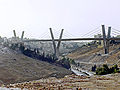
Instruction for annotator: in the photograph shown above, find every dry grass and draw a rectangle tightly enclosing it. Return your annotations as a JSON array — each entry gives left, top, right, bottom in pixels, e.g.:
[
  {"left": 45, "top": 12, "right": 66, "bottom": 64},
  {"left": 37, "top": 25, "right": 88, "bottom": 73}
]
[
  {"left": 4, "top": 73, "right": 120, "bottom": 90},
  {"left": 0, "top": 48, "right": 73, "bottom": 85}
]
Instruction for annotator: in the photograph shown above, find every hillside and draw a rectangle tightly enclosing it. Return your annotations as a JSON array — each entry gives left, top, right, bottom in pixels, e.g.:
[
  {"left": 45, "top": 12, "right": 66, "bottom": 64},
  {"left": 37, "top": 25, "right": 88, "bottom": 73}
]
[
  {"left": 5, "top": 73, "right": 120, "bottom": 90},
  {"left": 0, "top": 45, "right": 72, "bottom": 85},
  {"left": 68, "top": 43, "right": 120, "bottom": 70},
  {"left": 23, "top": 41, "right": 86, "bottom": 55}
]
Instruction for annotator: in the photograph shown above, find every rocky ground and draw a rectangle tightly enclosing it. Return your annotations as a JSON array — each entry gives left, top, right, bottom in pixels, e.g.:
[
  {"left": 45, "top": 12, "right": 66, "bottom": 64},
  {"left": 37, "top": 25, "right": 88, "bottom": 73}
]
[{"left": 2, "top": 73, "right": 120, "bottom": 90}]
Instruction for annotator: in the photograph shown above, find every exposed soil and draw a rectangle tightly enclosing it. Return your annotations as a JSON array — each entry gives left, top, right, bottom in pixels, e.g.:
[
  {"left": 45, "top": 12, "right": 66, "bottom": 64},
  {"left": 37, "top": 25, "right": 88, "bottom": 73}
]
[{"left": 0, "top": 45, "right": 72, "bottom": 85}]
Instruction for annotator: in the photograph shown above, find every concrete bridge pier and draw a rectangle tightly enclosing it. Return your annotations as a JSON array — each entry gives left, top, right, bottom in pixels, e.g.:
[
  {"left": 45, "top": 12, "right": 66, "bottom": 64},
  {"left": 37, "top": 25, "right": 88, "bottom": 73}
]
[
  {"left": 56, "top": 29, "right": 64, "bottom": 58},
  {"left": 21, "top": 31, "right": 24, "bottom": 39},
  {"left": 49, "top": 28, "right": 64, "bottom": 59},
  {"left": 13, "top": 30, "right": 16, "bottom": 38},
  {"left": 102, "top": 25, "right": 111, "bottom": 54},
  {"left": 13, "top": 30, "right": 25, "bottom": 46},
  {"left": 106, "top": 27, "right": 111, "bottom": 54},
  {"left": 49, "top": 28, "right": 57, "bottom": 58},
  {"left": 102, "top": 25, "right": 107, "bottom": 54}
]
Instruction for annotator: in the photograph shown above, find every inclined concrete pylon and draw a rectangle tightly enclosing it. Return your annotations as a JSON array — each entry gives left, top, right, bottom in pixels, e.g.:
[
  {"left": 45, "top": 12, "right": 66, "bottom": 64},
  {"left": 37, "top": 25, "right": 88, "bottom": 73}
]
[
  {"left": 49, "top": 28, "right": 64, "bottom": 59},
  {"left": 13, "top": 30, "right": 16, "bottom": 38},
  {"left": 49, "top": 28, "right": 57, "bottom": 58},
  {"left": 102, "top": 25, "right": 107, "bottom": 54},
  {"left": 21, "top": 31, "right": 24, "bottom": 39},
  {"left": 102, "top": 25, "right": 111, "bottom": 54},
  {"left": 56, "top": 29, "right": 64, "bottom": 58},
  {"left": 106, "top": 27, "right": 111, "bottom": 54},
  {"left": 13, "top": 30, "right": 25, "bottom": 39}
]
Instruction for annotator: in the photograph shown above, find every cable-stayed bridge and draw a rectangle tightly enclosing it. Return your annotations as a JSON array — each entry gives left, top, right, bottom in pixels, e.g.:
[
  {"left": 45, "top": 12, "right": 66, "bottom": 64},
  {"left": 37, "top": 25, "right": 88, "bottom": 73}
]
[{"left": 12, "top": 25, "right": 120, "bottom": 58}]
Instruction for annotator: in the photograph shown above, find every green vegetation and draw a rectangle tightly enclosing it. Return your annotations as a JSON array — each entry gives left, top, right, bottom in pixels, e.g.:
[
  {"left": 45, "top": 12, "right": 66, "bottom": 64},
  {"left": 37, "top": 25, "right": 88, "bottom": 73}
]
[
  {"left": 56, "top": 57, "right": 70, "bottom": 69},
  {"left": 96, "top": 64, "right": 120, "bottom": 75},
  {"left": 56, "top": 57, "right": 75, "bottom": 69}
]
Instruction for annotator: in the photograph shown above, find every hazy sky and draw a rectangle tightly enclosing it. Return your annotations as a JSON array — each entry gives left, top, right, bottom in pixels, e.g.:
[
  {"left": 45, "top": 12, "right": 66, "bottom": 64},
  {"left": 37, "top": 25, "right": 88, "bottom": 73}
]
[{"left": 0, "top": 0, "right": 120, "bottom": 39}]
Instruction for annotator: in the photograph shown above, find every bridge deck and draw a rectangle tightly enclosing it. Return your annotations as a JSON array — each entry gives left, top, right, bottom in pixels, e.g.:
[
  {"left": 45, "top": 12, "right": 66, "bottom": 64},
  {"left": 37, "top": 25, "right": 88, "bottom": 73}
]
[{"left": 23, "top": 38, "right": 120, "bottom": 42}]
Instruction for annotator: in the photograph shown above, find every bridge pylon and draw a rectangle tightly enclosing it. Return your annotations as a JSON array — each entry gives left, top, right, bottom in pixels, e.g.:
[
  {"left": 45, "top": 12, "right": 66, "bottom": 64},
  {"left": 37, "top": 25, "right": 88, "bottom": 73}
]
[
  {"left": 56, "top": 29, "right": 64, "bottom": 58},
  {"left": 21, "top": 31, "right": 25, "bottom": 39},
  {"left": 49, "top": 28, "right": 64, "bottom": 59},
  {"left": 49, "top": 28, "right": 57, "bottom": 58},
  {"left": 102, "top": 25, "right": 111, "bottom": 54},
  {"left": 13, "top": 30, "right": 25, "bottom": 39},
  {"left": 13, "top": 30, "right": 17, "bottom": 38},
  {"left": 106, "top": 27, "right": 111, "bottom": 54},
  {"left": 12, "top": 30, "right": 25, "bottom": 45}
]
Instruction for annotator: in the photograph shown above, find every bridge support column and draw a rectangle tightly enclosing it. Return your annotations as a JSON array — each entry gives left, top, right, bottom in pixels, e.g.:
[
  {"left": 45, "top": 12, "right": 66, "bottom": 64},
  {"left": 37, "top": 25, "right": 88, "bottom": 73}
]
[
  {"left": 49, "top": 28, "right": 64, "bottom": 59},
  {"left": 106, "top": 27, "right": 111, "bottom": 54},
  {"left": 13, "top": 30, "right": 16, "bottom": 38},
  {"left": 21, "top": 31, "right": 24, "bottom": 39},
  {"left": 56, "top": 29, "right": 64, "bottom": 58},
  {"left": 102, "top": 25, "right": 108, "bottom": 54},
  {"left": 49, "top": 28, "right": 57, "bottom": 58}
]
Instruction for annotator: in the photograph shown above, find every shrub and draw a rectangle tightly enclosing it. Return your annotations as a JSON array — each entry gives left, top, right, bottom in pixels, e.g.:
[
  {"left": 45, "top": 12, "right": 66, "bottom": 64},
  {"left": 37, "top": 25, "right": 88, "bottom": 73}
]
[
  {"left": 56, "top": 57, "right": 71, "bottom": 69},
  {"left": 96, "top": 64, "right": 120, "bottom": 75}
]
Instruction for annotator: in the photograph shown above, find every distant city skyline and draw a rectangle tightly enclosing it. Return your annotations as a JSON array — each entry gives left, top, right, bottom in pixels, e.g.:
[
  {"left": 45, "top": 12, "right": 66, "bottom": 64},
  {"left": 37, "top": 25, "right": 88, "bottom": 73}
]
[{"left": 0, "top": 0, "right": 120, "bottom": 39}]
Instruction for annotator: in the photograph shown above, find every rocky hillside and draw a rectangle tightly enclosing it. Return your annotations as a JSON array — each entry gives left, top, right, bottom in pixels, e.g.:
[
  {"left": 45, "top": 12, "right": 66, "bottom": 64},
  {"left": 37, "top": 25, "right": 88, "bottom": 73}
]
[
  {"left": 0, "top": 45, "right": 72, "bottom": 85},
  {"left": 68, "top": 43, "right": 120, "bottom": 70},
  {"left": 0, "top": 37, "right": 87, "bottom": 56},
  {"left": 24, "top": 41, "right": 86, "bottom": 55}
]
